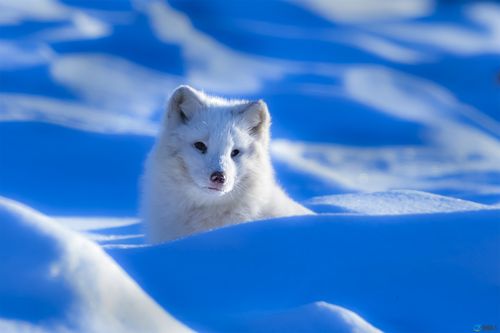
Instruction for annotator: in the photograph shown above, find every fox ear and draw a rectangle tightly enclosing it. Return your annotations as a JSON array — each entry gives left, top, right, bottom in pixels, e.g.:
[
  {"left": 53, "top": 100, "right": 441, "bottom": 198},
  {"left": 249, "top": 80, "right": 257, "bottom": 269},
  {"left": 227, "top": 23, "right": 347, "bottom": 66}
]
[
  {"left": 237, "top": 100, "right": 271, "bottom": 138},
  {"left": 166, "top": 85, "right": 204, "bottom": 126}
]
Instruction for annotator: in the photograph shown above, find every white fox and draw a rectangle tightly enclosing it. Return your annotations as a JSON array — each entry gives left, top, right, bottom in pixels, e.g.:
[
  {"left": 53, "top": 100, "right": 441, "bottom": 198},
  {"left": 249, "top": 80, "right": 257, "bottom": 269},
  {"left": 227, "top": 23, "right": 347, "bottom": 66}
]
[{"left": 141, "top": 85, "right": 313, "bottom": 243}]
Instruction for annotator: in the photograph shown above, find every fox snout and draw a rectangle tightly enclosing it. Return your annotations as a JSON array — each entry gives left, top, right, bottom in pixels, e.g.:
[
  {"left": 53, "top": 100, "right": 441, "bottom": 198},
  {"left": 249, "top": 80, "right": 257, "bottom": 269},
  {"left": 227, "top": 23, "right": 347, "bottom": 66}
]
[{"left": 210, "top": 171, "right": 226, "bottom": 185}]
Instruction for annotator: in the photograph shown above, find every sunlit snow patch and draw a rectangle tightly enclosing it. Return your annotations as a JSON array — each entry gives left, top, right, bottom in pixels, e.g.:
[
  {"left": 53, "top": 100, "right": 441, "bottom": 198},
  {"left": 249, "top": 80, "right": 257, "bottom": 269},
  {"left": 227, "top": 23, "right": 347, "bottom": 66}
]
[
  {"left": 309, "top": 190, "right": 494, "bottom": 215},
  {"left": 293, "top": 0, "right": 433, "bottom": 23}
]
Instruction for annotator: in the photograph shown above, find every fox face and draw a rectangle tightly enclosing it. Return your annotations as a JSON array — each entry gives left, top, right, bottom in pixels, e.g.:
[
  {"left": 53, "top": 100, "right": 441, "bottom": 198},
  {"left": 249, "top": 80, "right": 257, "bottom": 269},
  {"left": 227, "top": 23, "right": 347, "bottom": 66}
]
[{"left": 160, "top": 86, "right": 271, "bottom": 200}]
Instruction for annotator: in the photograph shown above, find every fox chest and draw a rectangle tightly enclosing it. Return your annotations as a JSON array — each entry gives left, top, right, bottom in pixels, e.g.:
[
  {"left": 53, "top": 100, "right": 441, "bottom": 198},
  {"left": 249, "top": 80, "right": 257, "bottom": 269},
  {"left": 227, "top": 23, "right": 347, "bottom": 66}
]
[{"left": 179, "top": 203, "right": 256, "bottom": 232}]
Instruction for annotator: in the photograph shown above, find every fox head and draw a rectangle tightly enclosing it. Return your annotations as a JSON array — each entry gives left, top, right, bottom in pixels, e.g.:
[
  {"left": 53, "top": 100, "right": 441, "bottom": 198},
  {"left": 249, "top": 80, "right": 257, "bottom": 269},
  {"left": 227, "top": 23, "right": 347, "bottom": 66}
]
[{"left": 157, "top": 85, "right": 272, "bottom": 201}]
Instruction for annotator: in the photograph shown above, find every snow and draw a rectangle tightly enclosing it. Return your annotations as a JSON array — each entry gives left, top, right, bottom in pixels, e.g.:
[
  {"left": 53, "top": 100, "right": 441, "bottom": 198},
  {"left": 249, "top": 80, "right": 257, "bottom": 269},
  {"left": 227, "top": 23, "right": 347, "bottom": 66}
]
[
  {"left": 34, "top": 13, "right": 111, "bottom": 41},
  {"left": 0, "top": 93, "right": 159, "bottom": 135},
  {"left": 0, "top": 41, "right": 54, "bottom": 69},
  {"left": 271, "top": 139, "right": 500, "bottom": 194},
  {"left": 1, "top": 0, "right": 499, "bottom": 332},
  {"left": 293, "top": 0, "right": 433, "bottom": 23},
  {"left": 0, "top": 197, "right": 191, "bottom": 333},
  {"left": 218, "top": 301, "right": 383, "bottom": 333},
  {"left": 0, "top": 0, "right": 70, "bottom": 23},
  {"left": 106, "top": 206, "right": 499, "bottom": 333},
  {"left": 140, "top": 0, "right": 288, "bottom": 93},
  {"left": 370, "top": 3, "right": 500, "bottom": 55},
  {"left": 50, "top": 54, "right": 178, "bottom": 117},
  {"left": 308, "top": 190, "right": 494, "bottom": 214}
]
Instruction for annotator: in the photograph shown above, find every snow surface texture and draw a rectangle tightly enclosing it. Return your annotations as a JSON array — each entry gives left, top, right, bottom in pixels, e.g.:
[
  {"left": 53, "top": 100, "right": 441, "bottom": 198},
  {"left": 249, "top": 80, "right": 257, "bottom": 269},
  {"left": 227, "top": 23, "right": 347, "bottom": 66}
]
[
  {"left": 1, "top": 0, "right": 500, "bottom": 332},
  {"left": 0, "top": 197, "right": 191, "bottom": 333}
]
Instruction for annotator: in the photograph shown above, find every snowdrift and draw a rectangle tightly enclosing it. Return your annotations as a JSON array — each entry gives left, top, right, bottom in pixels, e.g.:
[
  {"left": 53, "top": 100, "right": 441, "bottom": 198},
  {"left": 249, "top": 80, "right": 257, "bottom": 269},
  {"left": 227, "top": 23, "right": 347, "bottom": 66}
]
[
  {"left": 1, "top": 193, "right": 498, "bottom": 333},
  {"left": 109, "top": 204, "right": 499, "bottom": 333},
  {"left": 0, "top": 197, "right": 190, "bottom": 333}
]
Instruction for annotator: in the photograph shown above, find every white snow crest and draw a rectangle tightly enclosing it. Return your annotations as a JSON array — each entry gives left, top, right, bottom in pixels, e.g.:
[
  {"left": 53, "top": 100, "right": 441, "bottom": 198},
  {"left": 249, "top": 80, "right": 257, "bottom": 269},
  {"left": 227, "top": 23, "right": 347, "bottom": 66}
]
[
  {"left": 253, "top": 301, "right": 383, "bottom": 333},
  {"left": 309, "top": 190, "right": 494, "bottom": 215}
]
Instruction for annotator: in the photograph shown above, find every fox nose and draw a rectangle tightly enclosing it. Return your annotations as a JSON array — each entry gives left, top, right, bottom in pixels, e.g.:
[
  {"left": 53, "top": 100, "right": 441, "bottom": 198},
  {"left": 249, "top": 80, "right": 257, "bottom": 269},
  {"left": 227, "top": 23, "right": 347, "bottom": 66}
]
[{"left": 210, "top": 171, "right": 226, "bottom": 184}]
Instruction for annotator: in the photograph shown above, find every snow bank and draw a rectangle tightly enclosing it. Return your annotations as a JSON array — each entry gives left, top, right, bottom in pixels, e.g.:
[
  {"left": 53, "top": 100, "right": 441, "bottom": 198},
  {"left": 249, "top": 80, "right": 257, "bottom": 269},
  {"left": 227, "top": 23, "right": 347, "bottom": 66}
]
[
  {"left": 2, "top": 193, "right": 498, "bottom": 333},
  {"left": 0, "top": 197, "right": 191, "bottom": 333},
  {"left": 109, "top": 205, "right": 500, "bottom": 333}
]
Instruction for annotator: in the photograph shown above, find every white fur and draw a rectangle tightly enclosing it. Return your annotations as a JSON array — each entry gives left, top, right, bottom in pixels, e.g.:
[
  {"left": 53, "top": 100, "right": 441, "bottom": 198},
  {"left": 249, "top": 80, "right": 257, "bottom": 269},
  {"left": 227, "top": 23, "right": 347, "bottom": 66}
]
[{"left": 141, "top": 85, "right": 313, "bottom": 243}]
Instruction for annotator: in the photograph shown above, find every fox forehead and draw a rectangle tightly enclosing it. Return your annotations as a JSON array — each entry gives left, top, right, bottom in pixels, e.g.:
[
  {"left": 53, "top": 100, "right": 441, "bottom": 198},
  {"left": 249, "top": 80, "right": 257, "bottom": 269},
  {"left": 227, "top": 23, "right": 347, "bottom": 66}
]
[{"left": 178, "top": 105, "right": 253, "bottom": 147}]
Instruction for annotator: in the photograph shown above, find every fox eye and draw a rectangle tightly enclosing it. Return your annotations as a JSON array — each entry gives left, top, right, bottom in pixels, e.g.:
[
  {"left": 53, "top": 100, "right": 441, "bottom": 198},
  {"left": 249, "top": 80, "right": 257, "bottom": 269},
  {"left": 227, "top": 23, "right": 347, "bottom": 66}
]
[
  {"left": 231, "top": 149, "right": 240, "bottom": 158},
  {"left": 193, "top": 141, "right": 207, "bottom": 154}
]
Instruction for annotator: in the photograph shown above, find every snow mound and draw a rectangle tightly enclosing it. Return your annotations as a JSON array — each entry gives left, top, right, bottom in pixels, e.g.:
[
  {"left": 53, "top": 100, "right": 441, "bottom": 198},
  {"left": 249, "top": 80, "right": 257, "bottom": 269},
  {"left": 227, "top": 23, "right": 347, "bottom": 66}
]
[
  {"left": 234, "top": 301, "right": 382, "bottom": 333},
  {"left": 309, "top": 190, "right": 494, "bottom": 214},
  {"left": 110, "top": 208, "right": 500, "bottom": 333},
  {"left": 0, "top": 197, "right": 191, "bottom": 333}
]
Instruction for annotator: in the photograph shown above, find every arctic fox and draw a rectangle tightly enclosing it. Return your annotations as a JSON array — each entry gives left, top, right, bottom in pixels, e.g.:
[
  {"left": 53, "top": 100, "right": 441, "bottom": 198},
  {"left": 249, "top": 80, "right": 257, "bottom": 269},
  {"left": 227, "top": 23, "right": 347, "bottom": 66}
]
[{"left": 141, "top": 85, "right": 313, "bottom": 243}]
